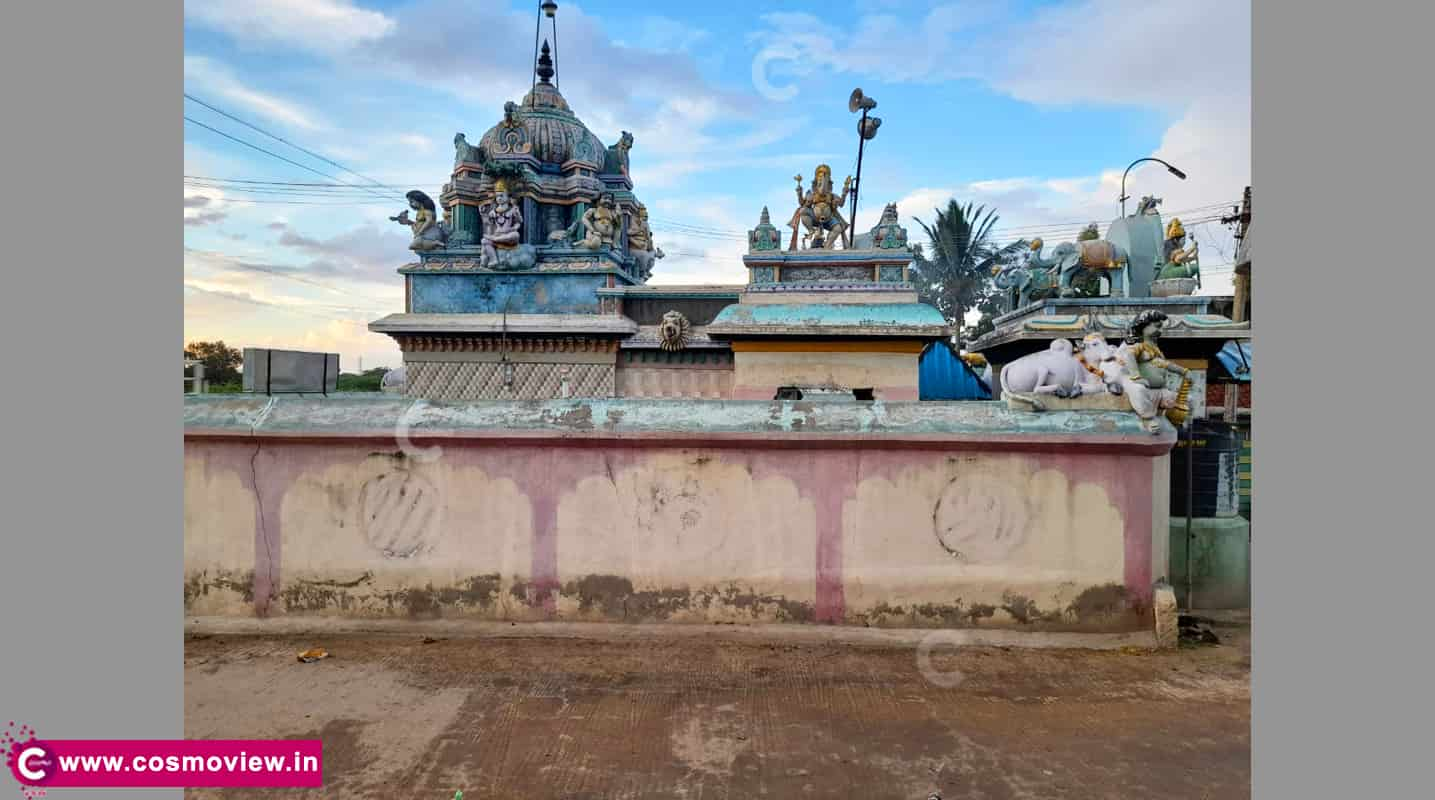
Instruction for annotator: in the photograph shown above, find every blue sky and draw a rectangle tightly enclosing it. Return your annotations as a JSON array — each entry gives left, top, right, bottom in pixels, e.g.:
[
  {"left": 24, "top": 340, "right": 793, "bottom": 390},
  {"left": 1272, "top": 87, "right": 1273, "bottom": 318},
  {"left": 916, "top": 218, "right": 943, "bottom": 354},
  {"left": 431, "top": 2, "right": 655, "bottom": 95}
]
[{"left": 183, "top": 0, "right": 1250, "bottom": 371}]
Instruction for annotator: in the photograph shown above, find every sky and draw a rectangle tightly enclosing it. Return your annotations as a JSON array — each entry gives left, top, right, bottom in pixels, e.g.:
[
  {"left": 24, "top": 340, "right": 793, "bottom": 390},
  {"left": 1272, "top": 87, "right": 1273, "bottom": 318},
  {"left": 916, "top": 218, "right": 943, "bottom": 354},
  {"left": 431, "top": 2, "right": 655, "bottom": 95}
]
[{"left": 183, "top": 0, "right": 1251, "bottom": 372}]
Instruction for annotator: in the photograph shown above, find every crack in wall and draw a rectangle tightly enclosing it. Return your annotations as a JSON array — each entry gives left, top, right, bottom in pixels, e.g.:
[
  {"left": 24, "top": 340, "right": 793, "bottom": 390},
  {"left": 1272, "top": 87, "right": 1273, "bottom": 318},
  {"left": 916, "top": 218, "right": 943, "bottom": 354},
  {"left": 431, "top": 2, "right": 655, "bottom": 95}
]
[{"left": 249, "top": 439, "right": 277, "bottom": 617}]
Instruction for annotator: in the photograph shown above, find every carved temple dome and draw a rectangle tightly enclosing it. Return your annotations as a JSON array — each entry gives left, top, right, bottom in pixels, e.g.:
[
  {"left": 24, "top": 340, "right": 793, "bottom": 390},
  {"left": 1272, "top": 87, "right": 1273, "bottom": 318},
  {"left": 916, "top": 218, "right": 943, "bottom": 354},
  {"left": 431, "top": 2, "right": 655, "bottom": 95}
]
[{"left": 477, "top": 41, "right": 607, "bottom": 169}]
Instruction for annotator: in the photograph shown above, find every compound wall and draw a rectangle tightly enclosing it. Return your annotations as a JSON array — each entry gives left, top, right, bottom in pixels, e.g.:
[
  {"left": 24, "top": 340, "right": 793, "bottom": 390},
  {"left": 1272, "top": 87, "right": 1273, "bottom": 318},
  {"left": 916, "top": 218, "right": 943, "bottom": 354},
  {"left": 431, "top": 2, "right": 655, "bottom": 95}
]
[{"left": 184, "top": 397, "right": 1172, "bottom": 632}]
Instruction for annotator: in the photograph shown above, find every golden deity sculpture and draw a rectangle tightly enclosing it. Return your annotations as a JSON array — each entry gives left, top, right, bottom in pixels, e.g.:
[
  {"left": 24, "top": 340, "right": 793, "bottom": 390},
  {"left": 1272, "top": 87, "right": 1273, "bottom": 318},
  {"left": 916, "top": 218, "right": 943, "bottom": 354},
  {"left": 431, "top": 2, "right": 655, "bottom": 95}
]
[
  {"left": 1163, "top": 217, "right": 1199, "bottom": 266},
  {"left": 576, "top": 192, "right": 621, "bottom": 250},
  {"left": 788, "top": 164, "right": 852, "bottom": 250}
]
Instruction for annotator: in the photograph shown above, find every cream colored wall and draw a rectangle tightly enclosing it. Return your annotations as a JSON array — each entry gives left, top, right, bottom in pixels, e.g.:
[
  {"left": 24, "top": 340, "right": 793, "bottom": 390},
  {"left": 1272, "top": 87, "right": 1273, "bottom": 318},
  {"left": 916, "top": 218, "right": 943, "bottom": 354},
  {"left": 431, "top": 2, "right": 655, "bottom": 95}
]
[
  {"left": 184, "top": 440, "right": 1157, "bottom": 629},
  {"left": 845, "top": 455, "right": 1126, "bottom": 621},
  {"left": 615, "top": 366, "right": 733, "bottom": 399},
  {"left": 275, "top": 454, "right": 535, "bottom": 618},
  {"left": 554, "top": 452, "right": 816, "bottom": 621},
  {"left": 183, "top": 456, "right": 259, "bottom": 616},
  {"left": 732, "top": 351, "right": 917, "bottom": 395}
]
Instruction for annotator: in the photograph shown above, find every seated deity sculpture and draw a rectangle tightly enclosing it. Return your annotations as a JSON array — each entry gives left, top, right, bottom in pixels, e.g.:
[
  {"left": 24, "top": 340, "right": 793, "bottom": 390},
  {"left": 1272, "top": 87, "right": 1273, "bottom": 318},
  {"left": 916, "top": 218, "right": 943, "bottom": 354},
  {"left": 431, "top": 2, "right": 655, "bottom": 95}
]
[
  {"left": 576, "top": 193, "right": 621, "bottom": 250},
  {"left": 390, "top": 190, "right": 448, "bottom": 252},
  {"left": 788, "top": 164, "right": 852, "bottom": 250},
  {"left": 480, "top": 180, "right": 523, "bottom": 268},
  {"left": 1098, "top": 311, "right": 1194, "bottom": 433}
]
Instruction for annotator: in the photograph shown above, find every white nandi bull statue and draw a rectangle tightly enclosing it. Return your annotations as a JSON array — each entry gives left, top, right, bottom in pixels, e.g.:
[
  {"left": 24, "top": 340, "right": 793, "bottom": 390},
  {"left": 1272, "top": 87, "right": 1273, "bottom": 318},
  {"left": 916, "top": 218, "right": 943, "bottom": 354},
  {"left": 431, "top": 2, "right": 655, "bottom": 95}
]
[{"left": 999, "top": 337, "right": 1118, "bottom": 411}]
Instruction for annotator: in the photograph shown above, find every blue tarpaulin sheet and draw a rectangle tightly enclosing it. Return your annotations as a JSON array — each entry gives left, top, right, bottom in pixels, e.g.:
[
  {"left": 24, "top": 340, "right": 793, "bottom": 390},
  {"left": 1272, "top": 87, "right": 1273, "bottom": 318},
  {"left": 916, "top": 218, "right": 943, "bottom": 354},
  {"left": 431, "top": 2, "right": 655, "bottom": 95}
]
[
  {"left": 1215, "top": 340, "right": 1252, "bottom": 382},
  {"left": 919, "top": 342, "right": 992, "bottom": 400}
]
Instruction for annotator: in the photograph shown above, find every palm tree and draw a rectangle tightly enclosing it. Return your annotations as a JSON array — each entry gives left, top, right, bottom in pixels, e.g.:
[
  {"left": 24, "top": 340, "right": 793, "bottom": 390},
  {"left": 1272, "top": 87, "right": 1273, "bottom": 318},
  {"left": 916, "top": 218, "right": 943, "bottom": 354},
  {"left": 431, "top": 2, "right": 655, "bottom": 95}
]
[{"left": 910, "top": 201, "right": 1027, "bottom": 345}]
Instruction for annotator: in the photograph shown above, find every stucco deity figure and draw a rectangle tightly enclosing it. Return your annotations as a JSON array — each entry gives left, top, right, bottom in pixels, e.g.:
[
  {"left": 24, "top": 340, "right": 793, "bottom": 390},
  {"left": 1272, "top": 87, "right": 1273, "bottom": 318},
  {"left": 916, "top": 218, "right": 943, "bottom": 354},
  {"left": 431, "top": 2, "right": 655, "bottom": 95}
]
[
  {"left": 576, "top": 193, "right": 621, "bottom": 250},
  {"left": 480, "top": 180, "right": 523, "bottom": 267},
  {"left": 627, "top": 202, "right": 664, "bottom": 280},
  {"left": 390, "top": 190, "right": 448, "bottom": 251},
  {"left": 626, "top": 202, "right": 654, "bottom": 252},
  {"left": 1157, "top": 217, "right": 1201, "bottom": 284},
  {"left": 606, "top": 131, "right": 634, "bottom": 175},
  {"left": 453, "top": 132, "right": 481, "bottom": 166},
  {"left": 1102, "top": 310, "right": 1194, "bottom": 433},
  {"left": 1027, "top": 232, "right": 1129, "bottom": 298},
  {"left": 867, "top": 202, "right": 908, "bottom": 249},
  {"left": 788, "top": 164, "right": 852, "bottom": 250}
]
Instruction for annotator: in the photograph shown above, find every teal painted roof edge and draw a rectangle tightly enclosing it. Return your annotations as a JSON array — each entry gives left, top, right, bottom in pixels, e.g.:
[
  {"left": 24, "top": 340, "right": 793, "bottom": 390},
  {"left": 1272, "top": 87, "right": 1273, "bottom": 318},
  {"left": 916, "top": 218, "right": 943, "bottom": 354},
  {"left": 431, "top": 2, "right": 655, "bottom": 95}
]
[{"left": 709, "top": 303, "right": 948, "bottom": 328}]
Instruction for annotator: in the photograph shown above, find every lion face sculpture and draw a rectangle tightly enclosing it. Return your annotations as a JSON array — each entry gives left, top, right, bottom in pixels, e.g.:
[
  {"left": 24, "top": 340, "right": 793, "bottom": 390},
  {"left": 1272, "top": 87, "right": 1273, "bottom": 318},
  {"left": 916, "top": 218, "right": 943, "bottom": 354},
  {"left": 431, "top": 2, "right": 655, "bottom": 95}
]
[{"left": 658, "top": 310, "right": 691, "bottom": 352}]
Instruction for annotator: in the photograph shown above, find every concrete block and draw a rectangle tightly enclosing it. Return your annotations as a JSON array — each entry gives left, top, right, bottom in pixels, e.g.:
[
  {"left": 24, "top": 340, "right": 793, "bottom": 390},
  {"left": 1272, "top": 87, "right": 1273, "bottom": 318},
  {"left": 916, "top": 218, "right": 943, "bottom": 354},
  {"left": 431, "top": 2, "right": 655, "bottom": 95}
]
[
  {"left": 1169, "top": 516, "right": 1250, "bottom": 609},
  {"left": 1153, "top": 581, "right": 1179, "bottom": 650}
]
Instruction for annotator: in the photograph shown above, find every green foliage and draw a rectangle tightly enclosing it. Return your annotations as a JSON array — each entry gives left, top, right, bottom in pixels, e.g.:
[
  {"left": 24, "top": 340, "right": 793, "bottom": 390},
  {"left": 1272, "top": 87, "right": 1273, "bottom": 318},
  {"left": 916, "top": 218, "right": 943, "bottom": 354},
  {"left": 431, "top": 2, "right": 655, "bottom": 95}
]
[
  {"left": 909, "top": 201, "right": 1026, "bottom": 344},
  {"left": 481, "top": 159, "right": 534, "bottom": 190},
  {"left": 184, "top": 340, "right": 243, "bottom": 386},
  {"left": 336, "top": 368, "right": 390, "bottom": 392}
]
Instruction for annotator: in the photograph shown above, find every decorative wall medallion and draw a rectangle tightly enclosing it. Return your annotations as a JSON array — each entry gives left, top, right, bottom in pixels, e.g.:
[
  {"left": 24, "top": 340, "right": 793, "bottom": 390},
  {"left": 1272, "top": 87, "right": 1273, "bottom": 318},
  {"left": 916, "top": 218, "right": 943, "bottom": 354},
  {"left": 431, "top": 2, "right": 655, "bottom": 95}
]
[
  {"left": 658, "top": 310, "right": 691, "bottom": 351},
  {"left": 932, "top": 474, "right": 1030, "bottom": 563},
  {"left": 359, "top": 469, "right": 441, "bottom": 559}
]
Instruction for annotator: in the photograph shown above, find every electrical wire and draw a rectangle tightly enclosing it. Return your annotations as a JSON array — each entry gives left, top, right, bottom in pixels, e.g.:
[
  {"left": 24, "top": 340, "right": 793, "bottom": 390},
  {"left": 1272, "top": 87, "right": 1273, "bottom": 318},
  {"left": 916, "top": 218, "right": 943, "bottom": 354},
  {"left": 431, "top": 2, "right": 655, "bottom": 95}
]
[
  {"left": 184, "top": 94, "right": 406, "bottom": 202},
  {"left": 184, "top": 116, "right": 406, "bottom": 204}
]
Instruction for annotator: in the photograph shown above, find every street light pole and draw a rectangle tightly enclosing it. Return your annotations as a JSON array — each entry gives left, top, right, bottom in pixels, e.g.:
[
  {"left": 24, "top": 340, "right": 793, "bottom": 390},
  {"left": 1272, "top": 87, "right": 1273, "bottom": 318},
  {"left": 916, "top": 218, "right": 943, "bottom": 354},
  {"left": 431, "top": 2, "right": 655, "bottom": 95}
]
[{"left": 1119, "top": 157, "right": 1187, "bottom": 216}]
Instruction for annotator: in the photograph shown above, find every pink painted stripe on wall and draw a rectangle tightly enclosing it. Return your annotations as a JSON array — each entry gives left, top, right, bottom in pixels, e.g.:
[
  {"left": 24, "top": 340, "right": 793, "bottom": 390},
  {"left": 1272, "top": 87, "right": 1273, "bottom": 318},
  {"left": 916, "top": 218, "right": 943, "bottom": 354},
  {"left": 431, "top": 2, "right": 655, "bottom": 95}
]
[{"left": 1120, "top": 454, "right": 1155, "bottom": 608}]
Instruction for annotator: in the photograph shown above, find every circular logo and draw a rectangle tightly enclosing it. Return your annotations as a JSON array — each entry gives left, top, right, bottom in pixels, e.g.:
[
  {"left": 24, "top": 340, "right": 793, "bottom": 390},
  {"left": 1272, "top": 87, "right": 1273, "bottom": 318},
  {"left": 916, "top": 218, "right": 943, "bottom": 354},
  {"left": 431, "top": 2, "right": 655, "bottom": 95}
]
[
  {"left": 11, "top": 741, "right": 57, "bottom": 786},
  {"left": 916, "top": 630, "right": 968, "bottom": 689}
]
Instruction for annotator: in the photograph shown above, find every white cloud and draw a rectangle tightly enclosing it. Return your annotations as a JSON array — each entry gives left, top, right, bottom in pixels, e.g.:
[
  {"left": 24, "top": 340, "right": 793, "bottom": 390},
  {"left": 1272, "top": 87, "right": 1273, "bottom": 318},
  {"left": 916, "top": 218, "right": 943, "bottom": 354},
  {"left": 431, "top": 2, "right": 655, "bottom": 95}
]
[
  {"left": 393, "top": 133, "right": 435, "bottom": 152},
  {"left": 747, "top": 2, "right": 1002, "bottom": 98},
  {"left": 616, "top": 16, "right": 712, "bottom": 54},
  {"left": 184, "top": 185, "right": 230, "bottom": 227},
  {"left": 358, "top": 0, "right": 756, "bottom": 126},
  {"left": 184, "top": 56, "right": 326, "bottom": 131},
  {"left": 184, "top": 291, "right": 402, "bottom": 372},
  {"left": 185, "top": 0, "right": 395, "bottom": 55},
  {"left": 994, "top": 0, "right": 1248, "bottom": 111}
]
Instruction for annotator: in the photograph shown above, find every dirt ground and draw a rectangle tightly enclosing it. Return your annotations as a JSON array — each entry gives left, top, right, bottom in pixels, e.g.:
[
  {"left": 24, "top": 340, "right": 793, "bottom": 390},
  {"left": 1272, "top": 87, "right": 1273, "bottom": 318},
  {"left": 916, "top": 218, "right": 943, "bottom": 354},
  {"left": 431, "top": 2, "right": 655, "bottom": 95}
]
[{"left": 184, "top": 613, "right": 1249, "bottom": 799}]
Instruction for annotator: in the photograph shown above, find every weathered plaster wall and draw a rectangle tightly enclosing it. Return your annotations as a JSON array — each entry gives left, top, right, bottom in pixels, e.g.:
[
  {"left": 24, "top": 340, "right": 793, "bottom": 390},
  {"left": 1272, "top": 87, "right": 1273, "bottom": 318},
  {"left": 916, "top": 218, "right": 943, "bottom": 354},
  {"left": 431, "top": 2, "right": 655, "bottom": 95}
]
[
  {"left": 409, "top": 273, "right": 608, "bottom": 314},
  {"left": 183, "top": 397, "right": 1172, "bottom": 632},
  {"left": 616, "top": 366, "right": 733, "bottom": 399},
  {"left": 731, "top": 351, "right": 919, "bottom": 401}
]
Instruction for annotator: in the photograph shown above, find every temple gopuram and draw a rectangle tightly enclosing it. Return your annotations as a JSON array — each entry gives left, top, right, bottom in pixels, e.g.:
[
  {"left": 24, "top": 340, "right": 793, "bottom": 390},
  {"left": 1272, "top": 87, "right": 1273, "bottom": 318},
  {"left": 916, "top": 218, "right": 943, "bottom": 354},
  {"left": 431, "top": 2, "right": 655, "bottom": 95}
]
[{"left": 369, "top": 41, "right": 950, "bottom": 403}]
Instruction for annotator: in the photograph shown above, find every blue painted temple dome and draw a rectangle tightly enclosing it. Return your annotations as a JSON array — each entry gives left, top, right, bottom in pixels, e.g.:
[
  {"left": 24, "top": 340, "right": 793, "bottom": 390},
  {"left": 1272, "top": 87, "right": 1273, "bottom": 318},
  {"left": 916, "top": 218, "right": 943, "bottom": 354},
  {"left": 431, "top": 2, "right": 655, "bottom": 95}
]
[{"left": 477, "top": 42, "right": 606, "bottom": 170}]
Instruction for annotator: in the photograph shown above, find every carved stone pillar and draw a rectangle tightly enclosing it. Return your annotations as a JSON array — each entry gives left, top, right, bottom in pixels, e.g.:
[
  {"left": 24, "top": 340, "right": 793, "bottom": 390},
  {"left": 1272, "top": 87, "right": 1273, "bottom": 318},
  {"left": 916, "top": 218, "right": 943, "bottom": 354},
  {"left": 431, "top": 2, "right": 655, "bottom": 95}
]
[
  {"left": 541, "top": 203, "right": 564, "bottom": 241},
  {"left": 523, "top": 197, "right": 541, "bottom": 245},
  {"left": 452, "top": 202, "right": 482, "bottom": 246}
]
